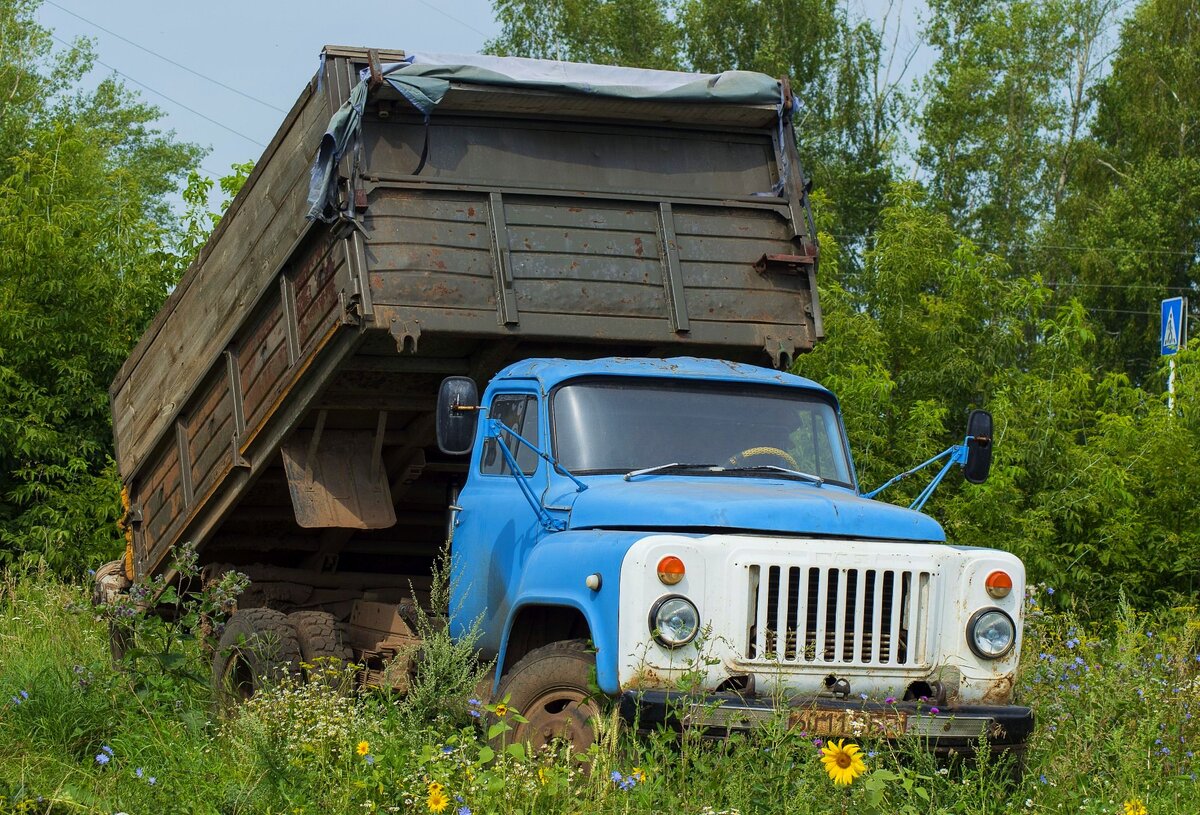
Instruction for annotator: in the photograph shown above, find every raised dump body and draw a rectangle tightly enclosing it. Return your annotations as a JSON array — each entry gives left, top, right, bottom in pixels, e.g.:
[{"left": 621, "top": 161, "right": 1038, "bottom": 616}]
[{"left": 109, "top": 47, "right": 821, "bottom": 587}]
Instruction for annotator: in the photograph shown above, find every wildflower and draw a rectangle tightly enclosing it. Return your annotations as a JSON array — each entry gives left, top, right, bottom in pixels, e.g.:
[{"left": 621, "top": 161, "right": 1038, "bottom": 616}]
[
  {"left": 19, "top": 690, "right": 28, "bottom": 700},
  {"left": 357, "top": 740, "right": 370, "bottom": 757},
  {"left": 930, "top": 707, "right": 940, "bottom": 715},
  {"left": 441, "top": 745, "right": 454, "bottom": 754},
  {"left": 884, "top": 696, "right": 896, "bottom": 705},
  {"left": 1046, "top": 587, "right": 1054, "bottom": 595},
  {"left": 427, "top": 786, "right": 450, "bottom": 814},
  {"left": 631, "top": 767, "right": 647, "bottom": 783},
  {"left": 538, "top": 768, "right": 548, "bottom": 786},
  {"left": 1122, "top": 799, "right": 1147, "bottom": 815},
  {"left": 457, "top": 808, "right": 471, "bottom": 815},
  {"left": 1039, "top": 774, "right": 1048, "bottom": 785},
  {"left": 468, "top": 698, "right": 483, "bottom": 718},
  {"left": 494, "top": 703, "right": 508, "bottom": 717},
  {"left": 135, "top": 768, "right": 143, "bottom": 779},
  {"left": 95, "top": 753, "right": 110, "bottom": 766},
  {"left": 819, "top": 739, "right": 867, "bottom": 786},
  {"left": 101, "top": 745, "right": 113, "bottom": 756},
  {"left": 366, "top": 755, "right": 375, "bottom": 765},
  {"left": 148, "top": 777, "right": 156, "bottom": 786},
  {"left": 610, "top": 771, "right": 623, "bottom": 784}
]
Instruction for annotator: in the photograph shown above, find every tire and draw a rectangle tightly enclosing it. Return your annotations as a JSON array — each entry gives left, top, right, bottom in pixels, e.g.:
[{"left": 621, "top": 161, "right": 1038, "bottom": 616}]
[
  {"left": 496, "top": 639, "right": 603, "bottom": 754},
  {"left": 288, "top": 610, "right": 354, "bottom": 688},
  {"left": 212, "top": 608, "right": 302, "bottom": 711}
]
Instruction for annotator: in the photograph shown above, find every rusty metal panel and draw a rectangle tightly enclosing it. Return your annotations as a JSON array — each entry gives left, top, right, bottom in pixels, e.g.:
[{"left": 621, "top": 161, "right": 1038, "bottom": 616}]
[{"left": 280, "top": 416, "right": 396, "bottom": 529}]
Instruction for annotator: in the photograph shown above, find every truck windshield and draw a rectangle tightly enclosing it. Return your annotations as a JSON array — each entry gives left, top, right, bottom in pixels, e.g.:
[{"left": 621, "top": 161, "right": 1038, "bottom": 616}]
[{"left": 552, "top": 379, "right": 853, "bottom": 486}]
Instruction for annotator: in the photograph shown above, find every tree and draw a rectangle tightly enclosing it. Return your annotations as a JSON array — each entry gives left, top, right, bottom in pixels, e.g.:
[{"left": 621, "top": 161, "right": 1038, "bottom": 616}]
[{"left": 0, "top": 1, "right": 202, "bottom": 571}]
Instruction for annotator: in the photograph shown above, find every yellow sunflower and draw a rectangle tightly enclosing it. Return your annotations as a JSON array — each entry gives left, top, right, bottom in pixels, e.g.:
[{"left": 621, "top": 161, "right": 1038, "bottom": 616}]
[
  {"left": 426, "top": 787, "right": 449, "bottom": 814},
  {"left": 356, "top": 740, "right": 370, "bottom": 757},
  {"left": 1122, "top": 799, "right": 1147, "bottom": 815},
  {"left": 494, "top": 703, "right": 508, "bottom": 717},
  {"left": 819, "top": 739, "right": 867, "bottom": 786}
]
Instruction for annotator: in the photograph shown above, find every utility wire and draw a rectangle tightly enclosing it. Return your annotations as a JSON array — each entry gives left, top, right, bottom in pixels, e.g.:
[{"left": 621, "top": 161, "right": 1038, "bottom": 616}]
[
  {"left": 412, "top": 0, "right": 494, "bottom": 39},
  {"left": 44, "top": 1, "right": 287, "bottom": 113},
  {"left": 831, "top": 234, "right": 1200, "bottom": 259},
  {"left": 51, "top": 33, "right": 268, "bottom": 149}
]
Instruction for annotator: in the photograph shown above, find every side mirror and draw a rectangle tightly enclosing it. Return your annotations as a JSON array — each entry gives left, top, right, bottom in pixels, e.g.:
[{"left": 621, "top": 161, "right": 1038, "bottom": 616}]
[
  {"left": 436, "top": 376, "right": 480, "bottom": 456},
  {"left": 962, "top": 410, "right": 993, "bottom": 484}
]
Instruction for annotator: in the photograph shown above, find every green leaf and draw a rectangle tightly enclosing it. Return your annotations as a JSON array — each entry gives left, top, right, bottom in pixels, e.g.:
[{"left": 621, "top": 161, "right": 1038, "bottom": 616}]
[{"left": 476, "top": 745, "right": 494, "bottom": 764}]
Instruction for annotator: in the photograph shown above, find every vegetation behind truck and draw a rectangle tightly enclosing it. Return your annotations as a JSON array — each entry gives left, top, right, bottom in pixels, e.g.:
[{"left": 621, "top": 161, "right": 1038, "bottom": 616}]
[{"left": 96, "top": 47, "right": 1031, "bottom": 754}]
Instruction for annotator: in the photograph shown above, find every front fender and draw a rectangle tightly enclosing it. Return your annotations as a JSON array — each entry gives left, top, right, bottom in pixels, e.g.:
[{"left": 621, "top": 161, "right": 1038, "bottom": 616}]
[{"left": 493, "top": 530, "right": 650, "bottom": 695}]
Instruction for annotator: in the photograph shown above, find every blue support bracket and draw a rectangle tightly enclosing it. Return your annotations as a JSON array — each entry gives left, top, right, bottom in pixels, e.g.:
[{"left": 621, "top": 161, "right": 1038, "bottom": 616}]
[
  {"left": 484, "top": 418, "right": 587, "bottom": 532},
  {"left": 863, "top": 439, "right": 972, "bottom": 512}
]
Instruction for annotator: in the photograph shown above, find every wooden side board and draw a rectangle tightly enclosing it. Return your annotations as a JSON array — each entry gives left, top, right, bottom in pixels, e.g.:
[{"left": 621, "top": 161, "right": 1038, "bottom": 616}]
[{"left": 110, "top": 72, "right": 332, "bottom": 482}]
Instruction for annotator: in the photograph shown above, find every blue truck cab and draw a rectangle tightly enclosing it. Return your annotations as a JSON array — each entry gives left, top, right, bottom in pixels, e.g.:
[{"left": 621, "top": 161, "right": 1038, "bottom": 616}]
[{"left": 440, "top": 357, "right": 1033, "bottom": 755}]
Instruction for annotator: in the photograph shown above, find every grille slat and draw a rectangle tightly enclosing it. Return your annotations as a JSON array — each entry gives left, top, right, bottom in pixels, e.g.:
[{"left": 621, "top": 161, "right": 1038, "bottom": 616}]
[{"left": 746, "top": 564, "right": 933, "bottom": 667}]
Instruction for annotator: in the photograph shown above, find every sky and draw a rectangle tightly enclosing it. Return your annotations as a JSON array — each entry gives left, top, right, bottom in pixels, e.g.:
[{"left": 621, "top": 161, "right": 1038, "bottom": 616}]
[{"left": 35, "top": 0, "right": 503, "bottom": 193}]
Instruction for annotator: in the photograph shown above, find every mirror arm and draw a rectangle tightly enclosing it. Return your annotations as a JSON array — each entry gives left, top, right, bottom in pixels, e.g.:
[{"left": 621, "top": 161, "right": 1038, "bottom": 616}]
[
  {"left": 486, "top": 419, "right": 588, "bottom": 493},
  {"left": 908, "top": 444, "right": 968, "bottom": 512},
  {"left": 484, "top": 418, "right": 588, "bottom": 534},
  {"left": 863, "top": 444, "right": 960, "bottom": 500}
]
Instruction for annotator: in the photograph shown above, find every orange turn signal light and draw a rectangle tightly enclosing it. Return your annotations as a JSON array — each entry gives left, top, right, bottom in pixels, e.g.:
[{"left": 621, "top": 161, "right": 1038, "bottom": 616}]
[
  {"left": 985, "top": 570, "right": 1013, "bottom": 599},
  {"left": 657, "top": 556, "right": 685, "bottom": 585}
]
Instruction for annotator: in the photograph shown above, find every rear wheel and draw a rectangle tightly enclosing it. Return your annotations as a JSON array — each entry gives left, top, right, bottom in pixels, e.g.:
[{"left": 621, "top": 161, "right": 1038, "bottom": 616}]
[
  {"left": 289, "top": 610, "right": 354, "bottom": 688},
  {"left": 496, "top": 639, "right": 603, "bottom": 754},
  {"left": 212, "top": 608, "right": 302, "bottom": 711}
]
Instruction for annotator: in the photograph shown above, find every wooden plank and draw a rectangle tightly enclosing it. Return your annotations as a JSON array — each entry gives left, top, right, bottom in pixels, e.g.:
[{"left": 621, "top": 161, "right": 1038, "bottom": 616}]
[
  {"left": 512, "top": 279, "right": 667, "bottom": 319},
  {"left": 366, "top": 244, "right": 495, "bottom": 280},
  {"left": 509, "top": 255, "right": 661, "bottom": 286},
  {"left": 369, "top": 270, "right": 497, "bottom": 311}
]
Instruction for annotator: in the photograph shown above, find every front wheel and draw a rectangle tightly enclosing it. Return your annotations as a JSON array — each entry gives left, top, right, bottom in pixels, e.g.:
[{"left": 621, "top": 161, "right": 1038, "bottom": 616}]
[{"left": 496, "top": 639, "right": 603, "bottom": 754}]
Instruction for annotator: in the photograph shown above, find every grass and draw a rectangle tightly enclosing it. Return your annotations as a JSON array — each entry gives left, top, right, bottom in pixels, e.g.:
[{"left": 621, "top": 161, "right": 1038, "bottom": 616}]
[{"left": 0, "top": 574, "right": 1197, "bottom": 815}]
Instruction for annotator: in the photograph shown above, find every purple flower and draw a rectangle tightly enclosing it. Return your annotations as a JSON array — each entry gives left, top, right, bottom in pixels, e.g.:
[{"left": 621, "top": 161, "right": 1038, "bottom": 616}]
[
  {"left": 1039, "top": 774, "right": 1048, "bottom": 785},
  {"left": 148, "top": 777, "right": 156, "bottom": 786},
  {"left": 135, "top": 768, "right": 144, "bottom": 779},
  {"left": 365, "top": 755, "right": 375, "bottom": 765},
  {"left": 95, "top": 753, "right": 110, "bottom": 766},
  {"left": 1046, "top": 587, "right": 1054, "bottom": 595},
  {"left": 101, "top": 745, "right": 113, "bottom": 756},
  {"left": 442, "top": 745, "right": 454, "bottom": 754},
  {"left": 812, "top": 738, "right": 823, "bottom": 747},
  {"left": 468, "top": 709, "right": 481, "bottom": 718},
  {"left": 930, "top": 707, "right": 940, "bottom": 715},
  {"left": 884, "top": 696, "right": 896, "bottom": 704},
  {"left": 610, "top": 771, "right": 623, "bottom": 784},
  {"left": 458, "top": 808, "right": 471, "bottom": 815},
  {"left": 19, "top": 690, "right": 28, "bottom": 700}
]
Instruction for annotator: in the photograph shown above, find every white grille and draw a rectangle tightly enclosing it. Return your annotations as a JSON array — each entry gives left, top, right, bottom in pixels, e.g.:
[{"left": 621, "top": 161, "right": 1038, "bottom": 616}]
[{"left": 744, "top": 564, "right": 933, "bottom": 667}]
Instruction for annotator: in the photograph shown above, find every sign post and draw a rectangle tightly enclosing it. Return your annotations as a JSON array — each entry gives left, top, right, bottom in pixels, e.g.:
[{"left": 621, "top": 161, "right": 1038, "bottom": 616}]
[{"left": 1161, "top": 296, "right": 1188, "bottom": 412}]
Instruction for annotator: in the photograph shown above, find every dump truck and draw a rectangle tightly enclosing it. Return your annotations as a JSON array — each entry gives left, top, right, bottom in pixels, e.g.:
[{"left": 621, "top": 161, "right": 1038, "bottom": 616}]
[{"left": 96, "top": 47, "right": 1032, "bottom": 756}]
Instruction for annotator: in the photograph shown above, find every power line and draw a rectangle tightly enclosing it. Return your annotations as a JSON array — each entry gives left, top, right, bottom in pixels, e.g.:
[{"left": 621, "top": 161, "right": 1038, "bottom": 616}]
[
  {"left": 412, "top": 0, "right": 494, "bottom": 39},
  {"left": 832, "top": 234, "right": 1199, "bottom": 260},
  {"left": 51, "top": 33, "right": 267, "bottom": 149},
  {"left": 43, "top": 1, "right": 287, "bottom": 114}
]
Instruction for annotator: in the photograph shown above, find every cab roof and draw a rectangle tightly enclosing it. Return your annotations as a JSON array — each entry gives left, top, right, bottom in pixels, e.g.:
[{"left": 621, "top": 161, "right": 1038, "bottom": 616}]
[{"left": 491, "top": 356, "right": 834, "bottom": 398}]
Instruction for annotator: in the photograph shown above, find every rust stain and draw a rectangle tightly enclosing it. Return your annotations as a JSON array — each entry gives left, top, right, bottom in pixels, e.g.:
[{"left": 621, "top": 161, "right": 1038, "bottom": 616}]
[
  {"left": 467, "top": 207, "right": 476, "bottom": 217},
  {"left": 634, "top": 237, "right": 644, "bottom": 257},
  {"left": 621, "top": 667, "right": 671, "bottom": 691},
  {"left": 568, "top": 207, "right": 583, "bottom": 213},
  {"left": 980, "top": 673, "right": 1015, "bottom": 705},
  {"left": 433, "top": 260, "right": 446, "bottom": 270}
]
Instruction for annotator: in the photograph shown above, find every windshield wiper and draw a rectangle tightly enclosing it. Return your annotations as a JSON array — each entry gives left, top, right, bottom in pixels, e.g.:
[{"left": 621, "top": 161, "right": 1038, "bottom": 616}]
[
  {"left": 623, "top": 463, "right": 722, "bottom": 481},
  {"left": 725, "top": 465, "right": 825, "bottom": 485}
]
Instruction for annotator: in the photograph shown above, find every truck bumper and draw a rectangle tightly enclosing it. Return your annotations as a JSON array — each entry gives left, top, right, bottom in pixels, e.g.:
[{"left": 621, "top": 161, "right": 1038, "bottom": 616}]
[{"left": 618, "top": 690, "right": 1033, "bottom": 756}]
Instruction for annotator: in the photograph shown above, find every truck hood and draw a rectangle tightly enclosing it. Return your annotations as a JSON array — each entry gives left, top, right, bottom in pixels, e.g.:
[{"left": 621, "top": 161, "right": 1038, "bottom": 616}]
[{"left": 564, "top": 477, "right": 945, "bottom": 541}]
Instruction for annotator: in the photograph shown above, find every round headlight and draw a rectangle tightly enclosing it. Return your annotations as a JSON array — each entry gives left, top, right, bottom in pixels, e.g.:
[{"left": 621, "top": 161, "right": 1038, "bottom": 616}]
[
  {"left": 967, "top": 608, "right": 1016, "bottom": 659},
  {"left": 649, "top": 595, "right": 700, "bottom": 648}
]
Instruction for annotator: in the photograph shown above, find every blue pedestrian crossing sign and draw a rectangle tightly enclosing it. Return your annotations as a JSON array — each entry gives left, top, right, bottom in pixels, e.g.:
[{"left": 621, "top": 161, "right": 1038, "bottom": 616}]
[{"left": 1161, "top": 297, "right": 1186, "bottom": 356}]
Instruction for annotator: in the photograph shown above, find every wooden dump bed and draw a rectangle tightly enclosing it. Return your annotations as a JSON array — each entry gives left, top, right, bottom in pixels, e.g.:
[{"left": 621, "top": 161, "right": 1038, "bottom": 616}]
[{"left": 109, "top": 46, "right": 822, "bottom": 581}]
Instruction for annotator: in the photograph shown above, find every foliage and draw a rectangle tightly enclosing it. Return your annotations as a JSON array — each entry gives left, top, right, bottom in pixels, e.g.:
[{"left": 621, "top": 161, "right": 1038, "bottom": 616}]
[
  {"left": 0, "top": 0, "right": 203, "bottom": 572},
  {"left": 2, "top": 576, "right": 1199, "bottom": 813}
]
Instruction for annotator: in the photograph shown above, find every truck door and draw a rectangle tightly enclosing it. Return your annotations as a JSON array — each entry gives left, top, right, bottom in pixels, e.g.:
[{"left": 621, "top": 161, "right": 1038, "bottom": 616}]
[{"left": 448, "top": 391, "right": 545, "bottom": 655}]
